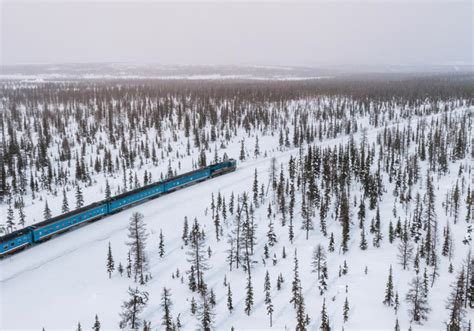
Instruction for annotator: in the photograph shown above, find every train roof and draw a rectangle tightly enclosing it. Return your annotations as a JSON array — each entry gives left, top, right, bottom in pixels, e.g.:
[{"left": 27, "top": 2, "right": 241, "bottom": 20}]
[{"left": 0, "top": 227, "right": 34, "bottom": 242}]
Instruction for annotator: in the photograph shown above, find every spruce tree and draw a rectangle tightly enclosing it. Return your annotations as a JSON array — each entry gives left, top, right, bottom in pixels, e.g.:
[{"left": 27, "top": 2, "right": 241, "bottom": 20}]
[
  {"left": 127, "top": 212, "right": 149, "bottom": 284},
  {"left": 239, "top": 139, "right": 246, "bottom": 161},
  {"left": 360, "top": 227, "right": 368, "bottom": 250},
  {"left": 62, "top": 188, "right": 70, "bottom": 213},
  {"left": 92, "top": 315, "right": 100, "bottom": 331},
  {"left": 244, "top": 274, "right": 254, "bottom": 316},
  {"left": 182, "top": 216, "right": 189, "bottom": 245},
  {"left": 319, "top": 261, "right": 328, "bottom": 295},
  {"left": 405, "top": 275, "right": 430, "bottom": 324},
  {"left": 383, "top": 265, "right": 394, "bottom": 306},
  {"left": 343, "top": 297, "right": 350, "bottom": 322},
  {"left": 253, "top": 169, "right": 259, "bottom": 207},
  {"left": 340, "top": 192, "right": 350, "bottom": 253},
  {"left": 320, "top": 299, "right": 330, "bottom": 331},
  {"left": 311, "top": 244, "right": 327, "bottom": 280},
  {"left": 75, "top": 184, "right": 84, "bottom": 209},
  {"left": 446, "top": 268, "right": 466, "bottom": 330},
  {"left": 398, "top": 221, "right": 413, "bottom": 270},
  {"left": 328, "top": 232, "right": 335, "bottom": 252},
  {"left": 43, "top": 200, "right": 52, "bottom": 220},
  {"left": 106, "top": 242, "right": 115, "bottom": 278},
  {"left": 264, "top": 271, "right": 274, "bottom": 327},
  {"left": 105, "top": 179, "right": 111, "bottom": 199},
  {"left": 161, "top": 288, "right": 173, "bottom": 331},
  {"left": 186, "top": 218, "right": 209, "bottom": 293},
  {"left": 6, "top": 200, "right": 15, "bottom": 232},
  {"left": 119, "top": 287, "right": 149, "bottom": 329},
  {"left": 18, "top": 202, "right": 26, "bottom": 228},
  {"left": 227, "top": 284, "right": 233, "bottom": 313},
  {"left": 199, "top": 296, "right": 215, "bottom": 330},
  {"left": 267, "top": 217, "right": 277, "bottom": 246},
  {"left": 159, "top": 229, "right": 165, "bottom": 258}
]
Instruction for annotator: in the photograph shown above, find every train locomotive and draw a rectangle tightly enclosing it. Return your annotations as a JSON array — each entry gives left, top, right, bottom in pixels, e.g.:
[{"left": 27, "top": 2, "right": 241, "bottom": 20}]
[{"left": 0, "top": 159, "right": 237, "bottom": 258}]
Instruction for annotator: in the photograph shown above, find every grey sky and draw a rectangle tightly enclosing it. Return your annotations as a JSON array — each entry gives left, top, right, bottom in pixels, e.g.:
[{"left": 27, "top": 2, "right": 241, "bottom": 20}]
[{"left": 1, "top": 0, "right": 472, "bottom": 67}]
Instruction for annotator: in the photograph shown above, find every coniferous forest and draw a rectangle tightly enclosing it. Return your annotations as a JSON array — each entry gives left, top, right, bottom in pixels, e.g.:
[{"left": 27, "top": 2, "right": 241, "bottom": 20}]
[{"left": 1, "top": 74, "right": 473, "bottom": 330}]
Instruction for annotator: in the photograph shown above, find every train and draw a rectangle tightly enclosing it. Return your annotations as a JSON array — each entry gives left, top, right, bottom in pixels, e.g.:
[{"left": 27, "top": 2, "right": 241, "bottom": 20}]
[{"left": 0, "top": 159, "right": 237, "bottom": 258}]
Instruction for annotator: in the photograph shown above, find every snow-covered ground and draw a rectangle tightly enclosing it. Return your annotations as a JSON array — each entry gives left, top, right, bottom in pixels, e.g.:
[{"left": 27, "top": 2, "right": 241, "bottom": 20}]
[{"left": 1, "top": 104, "right": 472, "bottom": 330}]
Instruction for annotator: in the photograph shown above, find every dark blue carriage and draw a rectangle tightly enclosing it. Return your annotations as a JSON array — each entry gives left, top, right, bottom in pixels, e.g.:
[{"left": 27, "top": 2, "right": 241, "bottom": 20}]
[{"left": 0, "top": 159, "right": 237, "bottom": 257}]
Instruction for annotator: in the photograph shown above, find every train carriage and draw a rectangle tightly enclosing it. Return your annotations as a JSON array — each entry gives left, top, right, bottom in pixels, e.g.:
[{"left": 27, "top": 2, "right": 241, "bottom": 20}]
[{"left": 31, "top": 202, "right": 108, "bottom": 242}]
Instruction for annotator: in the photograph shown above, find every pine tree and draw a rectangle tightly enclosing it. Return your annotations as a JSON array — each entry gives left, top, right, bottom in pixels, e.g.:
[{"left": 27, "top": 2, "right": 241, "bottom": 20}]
[
  {"left": 328, "top": 232, "right": 335, "bottom": 252},
  {"left": 311, "top": 244, "right": 327, "bottom": 280},
  {"left": 277, "top": 273, "right": 284, "bottom": 290},
  {"left": 190, "top": 297, "right": 197, "bottom": 315},
  {"left": 254, "top": 136, "right": 260, "bottom": 157},
  {"left": 43, "top": 200, "right": 52, "bottom": 220},
  {"left": 62, "top": 188, "right": 70, "bottom": 213},
  {"left": 198, "top": 295, "right": 215, "bottom": 330},
  {"left": 253, "top": 169, "right": 259, "bottom": 207},
  {"left": 105, "top": 179, "right": 111, "bottom": 199},
  {"left": 227, "top": 284, "right": 233, "bottom": 313},
  {"left": 358, "top": 198, "right": 366, "bottom": 229},
  {"left": 264, "top": 271, "right": 274, "bottom": 327},
  {"left": 209, "top": 289, "right": 216, "bottom": 307},
  {"left": 373, "top": 206, "right": 382, "bottom": 247},
  {"left": 161, "top": 288, "right": 173, "bottom": 331},
  {"left": 301, "top": 194, "right": 313, "bottom": 240},
  {"left": 291, "top": 249, "right": 302, "bottom": 309},
  {"left": 446, "top": 268, "right": 466, "bottom": 330},
  {"left": 468, "top": 254, "right": 474, "bottom": 309},
  {"left": 75, "top": 184, "right": 84, "bottom": 209},
  {"left": 442, "top": 223, "right": 451, "bottom": 257},
  {"left": 319, "top": 261, "right": 328, "bottom": 295},
  {"left": 186, "top": 218, "right": 209, "bottom": 293},
  {"left": 6, "top": 200, "right": 15, "bottom": 232},
  {"left": 182, "top": 216, "right": 189, "bottom": 245},
  {"left": 383, "top": 265, "right": 394, "bottom": 306},
  {"left": 340, "top": 193, "right": 350, "bottom": 253},
  {"left": 127, "top": 212, "right": 149, "bottom": 284},
  {"left": 320, "top": 299, "right": 330, "bottom": 331},
  {"left": 119, "top": 287, "right": 149, "bottom": 329},
  {"left": 159, "top": 229, "right": 165, "bottom": 258},
  {"left": 388, "top": 221, "right": 394, "bottom": 244},
  {"left": 244, "top": 274, "right": 254, "bottom": 315},
  {"left": 267, "top": 217, "right": 277, "bottom": 247},
  {"left": 92, "top": 315, "right": 100, "bottom": 331},
  {"left": 394, "top": 292, "right": 400, "bottom": 313},
  {"left": 398, "top": 221, "right": 413, "bottom": 270},
  {"left": 424, "top": 173, "right": 437, "bottom": 265},
  {"left": 239, "top": 139, "right": 246, "bottom": 161},
  {"left": 106, "top": 242, "right": 115, "bottom": 278},
  {"left": 77, "top": 322, "right": 82, "bottom": 331},
  {"left": 360, "top": 227, "right": 368, "bottom": 250},
  {"left": 18, "top": 202, "right": 26, "bottom": 228},
  {"left": 405, "top": 275, "right": 430, "bottom": 324},
  {"left": 343, "top": 297, "right": 350, "bottom": 322}
]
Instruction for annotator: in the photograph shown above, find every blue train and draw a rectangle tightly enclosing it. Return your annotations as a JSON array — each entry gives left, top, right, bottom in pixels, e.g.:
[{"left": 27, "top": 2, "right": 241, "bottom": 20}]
[{"left": 0, "top": 159, "right": 237, "bottom": 257}]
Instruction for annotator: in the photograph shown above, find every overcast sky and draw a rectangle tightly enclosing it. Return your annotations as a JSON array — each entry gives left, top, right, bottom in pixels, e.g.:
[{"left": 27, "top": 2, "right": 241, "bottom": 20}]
[{"left": 1, "top": 0, "right": 472, "bottom": 67}]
